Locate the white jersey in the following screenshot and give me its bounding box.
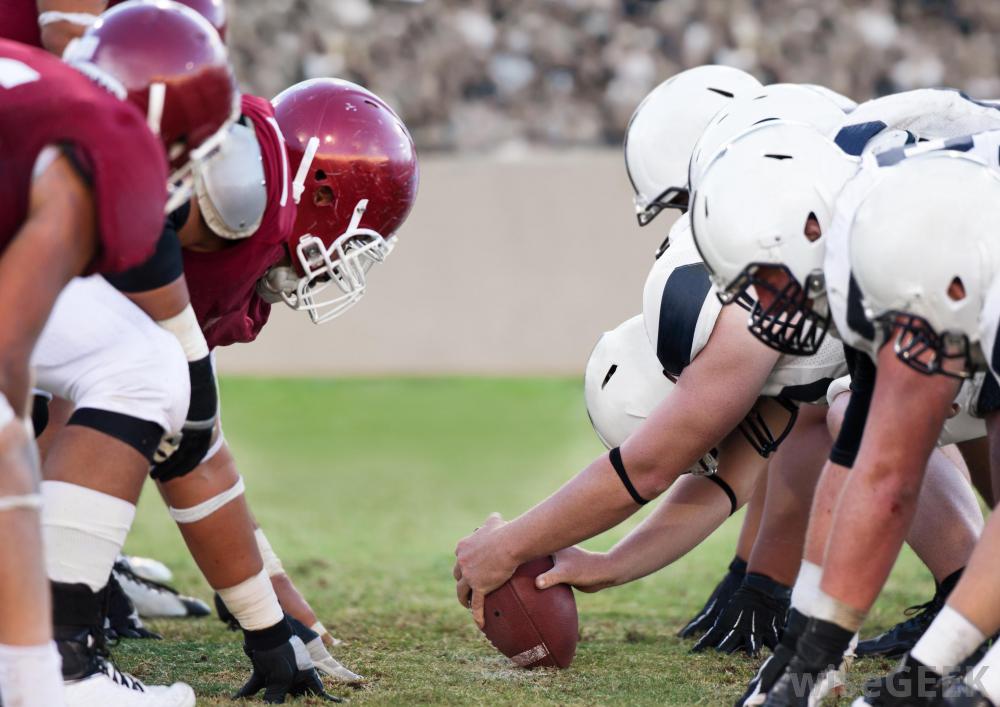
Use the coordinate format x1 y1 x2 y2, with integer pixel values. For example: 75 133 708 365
824 130 1000 442
643 215 847 404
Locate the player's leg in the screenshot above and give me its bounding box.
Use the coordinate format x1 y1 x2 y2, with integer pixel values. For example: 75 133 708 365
32 276 197 705
766 348 958 706
0 155 105 707
157 441 341 700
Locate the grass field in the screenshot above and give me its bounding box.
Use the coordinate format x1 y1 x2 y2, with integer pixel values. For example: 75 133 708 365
119 377 931 705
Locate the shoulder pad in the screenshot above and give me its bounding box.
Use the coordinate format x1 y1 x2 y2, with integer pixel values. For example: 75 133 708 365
194 122 267 240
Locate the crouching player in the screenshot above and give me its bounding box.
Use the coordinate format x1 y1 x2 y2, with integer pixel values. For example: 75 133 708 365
691 122 997 705
0 0 238 700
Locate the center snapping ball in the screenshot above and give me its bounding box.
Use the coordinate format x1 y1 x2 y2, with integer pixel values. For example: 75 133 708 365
481 556 578 669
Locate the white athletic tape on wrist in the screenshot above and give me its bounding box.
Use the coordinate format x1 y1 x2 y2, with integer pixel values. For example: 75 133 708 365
37 11 99 27
168 476 244 524
157 304 209 361
912 604 986 674
254 528 285 577
217 569 284 631
311 621 329 638
790 560 822 616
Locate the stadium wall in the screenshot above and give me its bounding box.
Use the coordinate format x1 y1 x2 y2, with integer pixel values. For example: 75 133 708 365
216 149 670 376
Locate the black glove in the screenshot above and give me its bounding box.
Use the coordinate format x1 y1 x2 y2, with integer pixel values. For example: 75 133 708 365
693 573 790 656
235 622 342 703
151 356 218 482
678 556 746 638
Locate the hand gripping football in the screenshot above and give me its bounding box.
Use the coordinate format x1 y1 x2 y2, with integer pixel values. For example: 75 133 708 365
481 556 578 669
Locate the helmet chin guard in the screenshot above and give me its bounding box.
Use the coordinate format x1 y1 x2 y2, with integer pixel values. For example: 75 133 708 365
280 199 393 324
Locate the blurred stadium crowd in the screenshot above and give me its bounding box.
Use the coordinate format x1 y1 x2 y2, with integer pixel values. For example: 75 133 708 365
229 0 1000 152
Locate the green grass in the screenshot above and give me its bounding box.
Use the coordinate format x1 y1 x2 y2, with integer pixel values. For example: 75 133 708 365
120 377 930 705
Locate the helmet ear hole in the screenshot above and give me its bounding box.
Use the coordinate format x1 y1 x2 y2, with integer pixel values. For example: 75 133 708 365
313 185 335 207
803 212 822 242
948 276 966 301
314 169 327 181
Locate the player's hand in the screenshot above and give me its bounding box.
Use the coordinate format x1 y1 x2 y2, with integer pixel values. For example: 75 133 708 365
535 546 616 593
234 636 342 703
678 558 746 638
693 574 790 656
454 512 519 629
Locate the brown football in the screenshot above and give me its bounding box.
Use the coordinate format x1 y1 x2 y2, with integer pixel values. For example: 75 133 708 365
481 556 578 669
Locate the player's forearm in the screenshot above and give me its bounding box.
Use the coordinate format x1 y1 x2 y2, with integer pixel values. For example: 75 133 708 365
605 474 733 585
37 0 107 56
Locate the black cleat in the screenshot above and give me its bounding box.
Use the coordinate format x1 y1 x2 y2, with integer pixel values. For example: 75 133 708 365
943 681 996 707
857 569 962 659
854 653 946 705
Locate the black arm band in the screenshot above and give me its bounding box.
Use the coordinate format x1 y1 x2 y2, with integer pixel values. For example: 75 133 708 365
104 207 187 292
704 474 738 516
608 447 650 505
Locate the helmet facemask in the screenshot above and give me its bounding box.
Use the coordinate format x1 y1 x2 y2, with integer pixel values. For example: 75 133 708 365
281 199 393 324
636 186 689 226
879 312 976 380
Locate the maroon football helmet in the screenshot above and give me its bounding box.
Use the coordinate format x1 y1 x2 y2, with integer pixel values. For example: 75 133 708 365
106 0 227 38
64 0 239 212
268 78 419 323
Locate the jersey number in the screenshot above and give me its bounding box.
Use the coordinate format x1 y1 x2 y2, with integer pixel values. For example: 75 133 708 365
0 59 41 90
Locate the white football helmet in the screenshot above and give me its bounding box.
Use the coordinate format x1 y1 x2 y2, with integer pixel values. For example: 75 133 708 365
688 83 847 191
690 121 859 356
799 84 858 113
584 315 718 475
624 65 762 226
850 151 1000 378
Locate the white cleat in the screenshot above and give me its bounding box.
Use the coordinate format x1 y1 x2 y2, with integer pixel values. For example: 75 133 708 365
119 555 173 584
65 666 195 707
114 562 210 619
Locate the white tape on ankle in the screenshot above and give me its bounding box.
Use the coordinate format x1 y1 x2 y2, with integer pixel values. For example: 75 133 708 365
168 476 245 524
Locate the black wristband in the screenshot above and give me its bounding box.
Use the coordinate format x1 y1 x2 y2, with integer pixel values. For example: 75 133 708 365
187 356 217 421
608 447 649 505
705 474 738 516
744 572 791 599
728 555 748 575
243 617 293 652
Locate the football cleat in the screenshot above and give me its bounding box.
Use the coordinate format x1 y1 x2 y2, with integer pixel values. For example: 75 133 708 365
60 628 195 706
114 559 211 619
118 555 174 584
856 595 945 659
679 557 746 639
105 574 161 640
851 653 946 706
943 682 996 707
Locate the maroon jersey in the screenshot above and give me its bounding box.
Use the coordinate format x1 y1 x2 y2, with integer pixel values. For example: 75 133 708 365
0 0 42 47
0 40 167 272
183 94 295 349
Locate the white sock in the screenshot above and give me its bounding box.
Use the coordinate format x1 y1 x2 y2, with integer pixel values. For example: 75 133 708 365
0 641 65 707
968 635 1000 703
790 560 822 616
911 605 986 675
217 570 284 631
42 481 135 592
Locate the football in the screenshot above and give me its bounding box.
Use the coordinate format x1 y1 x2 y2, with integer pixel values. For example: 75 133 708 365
481 556 579 669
